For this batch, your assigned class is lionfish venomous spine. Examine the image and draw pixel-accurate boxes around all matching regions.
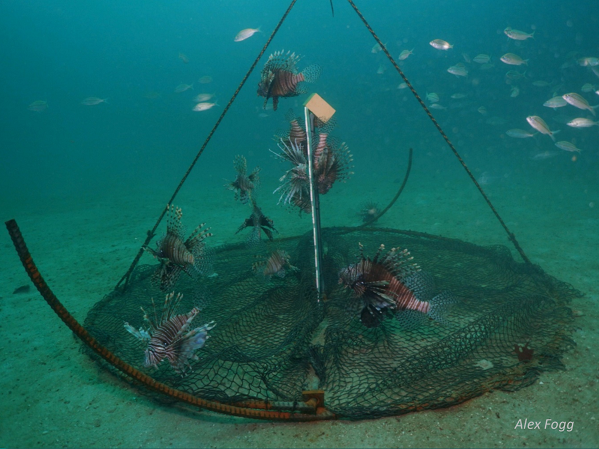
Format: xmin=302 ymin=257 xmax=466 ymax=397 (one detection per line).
xmin=124 ymin=292 xmax=216 ymax=374
xmin=146 ymin=204 xmax=213 ymax=291
xmin=339 ymin=243 xmax=453 ymax=327
xmin=257 ymin=50 xmax=321 ymax=111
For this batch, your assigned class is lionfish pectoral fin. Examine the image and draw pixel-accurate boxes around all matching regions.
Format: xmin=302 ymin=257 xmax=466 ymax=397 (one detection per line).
xmin=360 ymin=306 xmax=385 ymax=328
xmin=272 ymin=96 xmax=279 ymax=111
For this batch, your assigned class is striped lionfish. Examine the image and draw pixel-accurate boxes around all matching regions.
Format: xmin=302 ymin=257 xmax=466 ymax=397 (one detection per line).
xmin=252 ymin=249 xmax=298 ymax=280
xmin=339 ymin=243 xmax=454 ymax=328
xmin=272 ymin=111 xmax=353 ymax=213
xmin=236 ymin=199 xmax=277 ymax=245
xmin=146 ymin=204 xmax=212 ymax=291
xmin=225 ymin=155 xmax=260 ymax=204
xmin=124 ymin=292 xmax=216 ymax=374
xmin=257 ymin=50 xmax=321 ymax=111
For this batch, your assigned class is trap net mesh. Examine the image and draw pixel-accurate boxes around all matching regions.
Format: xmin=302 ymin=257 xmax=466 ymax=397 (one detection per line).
xmin=83 ymin=226 xmax=578 ymax=419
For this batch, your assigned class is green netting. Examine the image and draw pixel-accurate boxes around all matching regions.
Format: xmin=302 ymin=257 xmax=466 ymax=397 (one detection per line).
xmin=83 ymin=227 xmax=579 ymax=419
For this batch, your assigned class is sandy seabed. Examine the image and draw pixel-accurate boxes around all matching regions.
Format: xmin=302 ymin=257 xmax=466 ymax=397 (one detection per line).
xmin=1 ymin=167 xmax=598 ymax=448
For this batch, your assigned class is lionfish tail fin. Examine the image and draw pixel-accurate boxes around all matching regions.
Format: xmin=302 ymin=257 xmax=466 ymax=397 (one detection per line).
xmin=427 ymin=291 xmax=455 ymax=324
xmin=301 ymin=64 xmax=322 ymax=83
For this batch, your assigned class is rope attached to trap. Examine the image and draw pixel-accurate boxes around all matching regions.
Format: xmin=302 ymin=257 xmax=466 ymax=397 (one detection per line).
xmin=116 ymin=0 xmax=301 ymax=289
xmin=345 ymin=0 xmax=532 ymax=265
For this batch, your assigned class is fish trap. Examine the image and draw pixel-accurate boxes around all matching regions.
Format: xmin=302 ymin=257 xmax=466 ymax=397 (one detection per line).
xmin=8 ymin=218 xmax=578 ymax=421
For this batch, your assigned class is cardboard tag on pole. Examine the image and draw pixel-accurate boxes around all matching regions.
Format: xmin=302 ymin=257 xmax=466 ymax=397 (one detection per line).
xmin=304 ymin=93 xmax=335 ymax=123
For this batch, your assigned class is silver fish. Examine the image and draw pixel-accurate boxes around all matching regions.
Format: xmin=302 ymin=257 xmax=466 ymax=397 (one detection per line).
xmin=555 ymin=141 xmax=582 ymax=153
xmin=234 ymin=27 xmax=261 ymax=42
xmin=193 ymin=93 xmax=215 ymax=102
xmin=566 ymin=118 xmax=599 ymax=128
xmin=447 ymin=63 xmax=468 ymax=77
xmin=581 ymin=83 xmax=596 ymax=93
xmin=426 ymin=92 xmax=440 ymax=103
xmin=526 ymin=116 xmax=558 ymax=141
xmin=506 ymin=128 xmax=536 ymax=138
xmin=430 ymin=39 xmax=453 ymax=50
xmin=192 ymin=102 xmax=218 ymax=112
xmin=175 ymin=83 xmax=193 ymax=93
xmin=543 ymin=96 xmax=568 ymax=109
xmin=531 ymin=151 xmax=559 ymax=160
xmin=562 ymin=92 xmax=597 ymax=116
xmin=81 ymin=97 xmax=107 ymax=106
xmin=398 ymin=49 xmax=414 ymax=60
xmin=501 ymin=53 xmax=528 ymax=66
xmin=578 ymin=57 xmax=599 ymax=67
xmin=473 ymin=54 xmax=490 ymax=64
xmin=504 ymin=27 xmax=535 ymax=40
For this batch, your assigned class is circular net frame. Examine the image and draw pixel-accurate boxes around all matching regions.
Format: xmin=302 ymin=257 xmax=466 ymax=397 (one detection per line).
xmin=84 ymin=227 xmax=578 ymax=420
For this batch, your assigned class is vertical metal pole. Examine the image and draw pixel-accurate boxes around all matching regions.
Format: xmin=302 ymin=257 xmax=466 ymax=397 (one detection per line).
xmin=304 ymin=108 xmax=324 ymax=299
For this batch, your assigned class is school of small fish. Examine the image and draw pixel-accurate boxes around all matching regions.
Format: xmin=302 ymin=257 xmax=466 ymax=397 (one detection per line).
xmin=374 ymin=23 xmax=598 ymax=158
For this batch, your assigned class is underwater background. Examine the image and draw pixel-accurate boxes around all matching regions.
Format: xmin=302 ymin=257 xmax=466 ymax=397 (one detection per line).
xmin=1 ymin=0 xmax=598 ymax=447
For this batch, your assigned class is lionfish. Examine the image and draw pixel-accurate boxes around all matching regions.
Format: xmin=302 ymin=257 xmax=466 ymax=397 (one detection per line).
xmin=124 ymin=292 xmax=216 ymax=374
xmin=225 ymin=155 xmax=260 ymax=204
xmin=358 ymin=201 xmax=381 ymax=223
xmin=146 ymin=204 xmax=212 ymax=291
xmin=272 ymin=112 xmax=353 ymax=213
xmin=272 ymin=138 xmax=311 ymax=213
xmin=257 ymin=50 xmax=321 ymax=111
xmin=236 ymin=199 xmax=277 ymax=245
xmin=252 ymin=249 xmax=298 ymax=280
xmin=339 ymin=243 xmax=454 ymax=328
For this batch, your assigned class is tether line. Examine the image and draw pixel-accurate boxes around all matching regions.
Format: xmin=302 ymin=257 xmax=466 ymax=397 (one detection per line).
xmin=116 ymin=0 xmax=299 ymax=289
xmin=346 ymin=0 xmax=531 ymax=265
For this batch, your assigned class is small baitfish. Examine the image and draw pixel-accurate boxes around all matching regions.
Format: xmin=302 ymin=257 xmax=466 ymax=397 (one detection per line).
xmin=426 ymin=92 xmax=439 ymax=103
xmin=566 ymin=117 xmax=599 ymax=128
xmin=543 ymin=96 xmax=568 ymax=109
xmin=430 ymin=39 xmax=453 ymax=50
xmin=447 ymin=63 xmax=468 ymax=77
xmin=500 ymin=53 xmax=528 ymax=66
xmin=81 ymin=97 xmax=108 ymax=106
xmin=506 ymin=128 xmax=536 ymax=138
xmin=504 ymin=27 xmax=535 ymax=40
xmin=555 ymin=141 xmax=582 ymax=153
xmin=473 ymin=54 xmax=490 ymax=64
xmin=398 ymin=49 xmax=414 ymax=60
xmin=562 ymin=92 xmax=597 ymax=116
xmin=526 ymin=116 xmax=559 ymax=141
xmin=234 ymin=27 xmax=261 ymax=42
xmin=192 ymin=102 xmax=218 ymax=112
